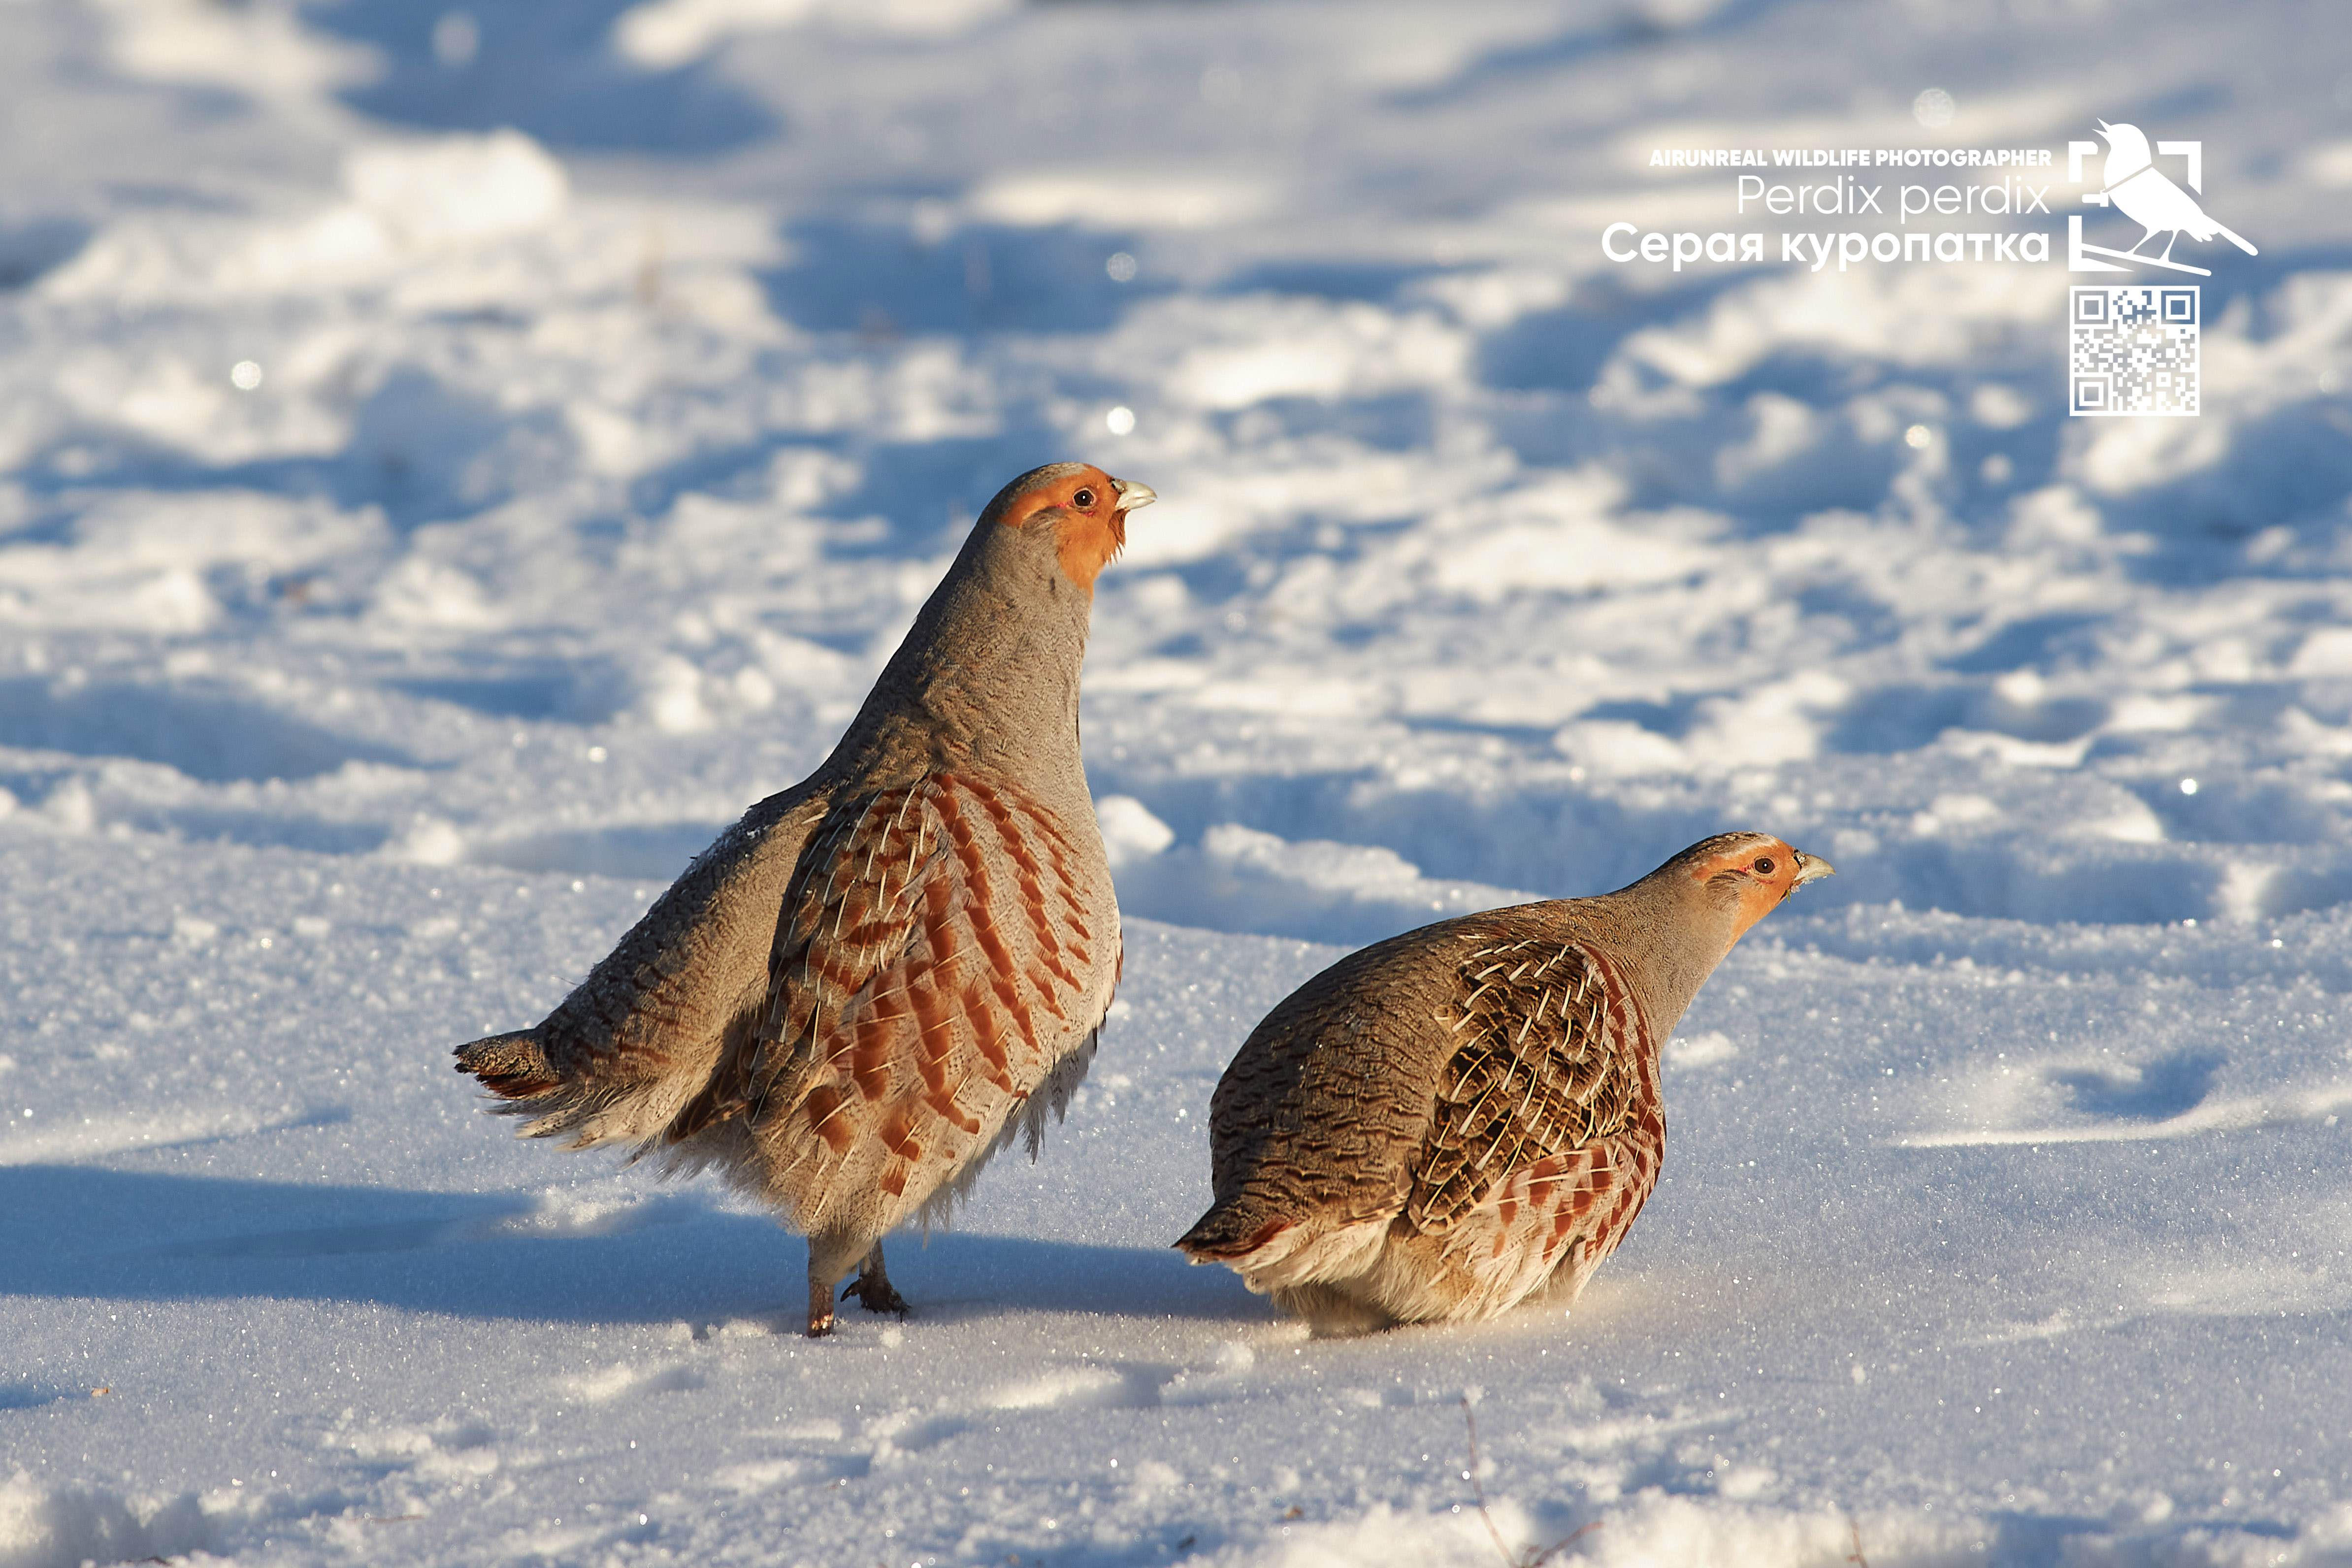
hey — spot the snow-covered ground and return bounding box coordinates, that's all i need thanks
[4,0,2352,1563]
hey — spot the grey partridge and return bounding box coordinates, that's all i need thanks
[457,462,1152,1335]
[1176,833,1831,1334]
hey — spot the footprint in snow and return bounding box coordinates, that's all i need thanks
[2047,1048,2223,1122]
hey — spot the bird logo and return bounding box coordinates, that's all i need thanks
[2069,121,2257,276]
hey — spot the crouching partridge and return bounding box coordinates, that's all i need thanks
[1176,833,1830,1334]
[457,463,1152,1335]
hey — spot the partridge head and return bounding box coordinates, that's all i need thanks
[457,462,1153,1335]
[1176,832,1830,1334]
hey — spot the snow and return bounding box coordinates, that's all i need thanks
[3,0,2351,1564]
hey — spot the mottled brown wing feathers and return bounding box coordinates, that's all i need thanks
[667,774,1103,1210]
[668,782,940,1139]
[1406,939,1635,1234]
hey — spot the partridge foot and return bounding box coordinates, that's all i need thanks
[840,1243,910,1318]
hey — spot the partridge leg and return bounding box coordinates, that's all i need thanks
[840,1241,910,1318]
[806,1229,874,1337]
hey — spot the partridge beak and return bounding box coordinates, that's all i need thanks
[1791,850,1835,887]
[1111,478,1156,512]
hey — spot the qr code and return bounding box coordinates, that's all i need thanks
[2069,286,2199,416]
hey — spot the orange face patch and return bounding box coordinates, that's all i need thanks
[999,465,1127,591]
[1689,837,1806,942]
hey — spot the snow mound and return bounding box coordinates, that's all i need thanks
[0,1474,210,1568]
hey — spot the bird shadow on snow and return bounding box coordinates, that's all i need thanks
[0,1165,1253,1326]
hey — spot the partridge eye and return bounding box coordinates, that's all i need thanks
[1753,855,1776,875]
[1071,487,1095,508]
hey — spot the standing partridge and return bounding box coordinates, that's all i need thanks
[456,462,1152,1336]
[1176,833,1830,1334]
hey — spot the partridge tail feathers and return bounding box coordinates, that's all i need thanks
[1177,1198,1388,1284]
[454,1029,558,1101]
[1179,1200,1397,1337]
[1174,1198,1288,1262]
[453,1027,711,1153]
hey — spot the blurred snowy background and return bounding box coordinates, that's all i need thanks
[3,1,2352,1564]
